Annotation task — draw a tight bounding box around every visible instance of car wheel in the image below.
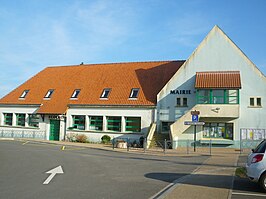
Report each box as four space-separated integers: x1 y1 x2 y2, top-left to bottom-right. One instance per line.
259 173 266 192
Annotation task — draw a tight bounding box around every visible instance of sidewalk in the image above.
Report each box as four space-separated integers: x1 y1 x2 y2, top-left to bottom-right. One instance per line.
157 152 239 199
14 138 239 199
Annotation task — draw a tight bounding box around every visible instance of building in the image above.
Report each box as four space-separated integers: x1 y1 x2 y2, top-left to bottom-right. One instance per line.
0 25 265 147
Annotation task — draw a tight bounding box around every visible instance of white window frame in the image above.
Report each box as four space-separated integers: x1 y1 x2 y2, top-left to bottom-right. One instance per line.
71 89 81 99
19 90 29 99
129 88 140 99
100 88 111 99
249 96 262 108
44 89 54 99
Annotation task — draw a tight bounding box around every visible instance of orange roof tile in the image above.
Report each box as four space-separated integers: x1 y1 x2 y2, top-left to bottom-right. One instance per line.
0 61 184 114
195 71 241 89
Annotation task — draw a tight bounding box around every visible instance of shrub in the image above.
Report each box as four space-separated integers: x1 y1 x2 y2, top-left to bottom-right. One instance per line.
101 135 111 144
76 134 88 143
66 133 77 142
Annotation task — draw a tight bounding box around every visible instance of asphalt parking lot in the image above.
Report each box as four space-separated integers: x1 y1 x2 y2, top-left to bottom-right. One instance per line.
232 154 266 199
0 140 208 199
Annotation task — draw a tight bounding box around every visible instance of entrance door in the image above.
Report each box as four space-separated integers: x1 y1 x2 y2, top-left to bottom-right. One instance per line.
49 120 60 141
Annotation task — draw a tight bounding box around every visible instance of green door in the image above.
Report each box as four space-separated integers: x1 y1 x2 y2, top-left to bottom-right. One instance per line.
49 120 60 141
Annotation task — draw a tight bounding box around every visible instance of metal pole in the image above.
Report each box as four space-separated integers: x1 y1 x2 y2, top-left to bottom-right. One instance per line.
164 139 166 154
210 139 212 156
194 125 196 152
240 129 242 154
127 137 129 152
112 137 115 150
187 139 189 154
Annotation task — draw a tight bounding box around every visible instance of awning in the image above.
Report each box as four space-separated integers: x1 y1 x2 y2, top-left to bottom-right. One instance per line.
195 71 241 89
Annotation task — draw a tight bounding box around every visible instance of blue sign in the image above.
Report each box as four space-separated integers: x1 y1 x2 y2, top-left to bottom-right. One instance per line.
192 115 198 122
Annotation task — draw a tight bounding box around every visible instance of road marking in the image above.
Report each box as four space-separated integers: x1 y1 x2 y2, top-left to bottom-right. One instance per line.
43 166 64 185
232 192 266 197
22 141 29 145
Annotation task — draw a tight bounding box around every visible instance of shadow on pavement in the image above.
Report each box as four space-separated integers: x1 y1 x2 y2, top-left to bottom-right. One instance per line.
145 172 266 194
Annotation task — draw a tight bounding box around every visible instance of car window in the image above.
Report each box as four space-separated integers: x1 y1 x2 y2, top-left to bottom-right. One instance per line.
253 140 266 153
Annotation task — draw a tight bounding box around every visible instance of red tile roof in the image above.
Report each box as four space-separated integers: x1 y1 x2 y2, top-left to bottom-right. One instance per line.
0 61 184 114
195 71 241 89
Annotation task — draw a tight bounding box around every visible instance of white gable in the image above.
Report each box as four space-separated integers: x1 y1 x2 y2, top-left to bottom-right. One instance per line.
157 25 266 132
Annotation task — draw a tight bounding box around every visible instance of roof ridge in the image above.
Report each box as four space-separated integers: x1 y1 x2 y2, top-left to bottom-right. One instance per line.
46 60 186 68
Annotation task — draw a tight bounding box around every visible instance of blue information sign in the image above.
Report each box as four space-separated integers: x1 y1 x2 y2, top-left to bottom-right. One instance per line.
192 115 198 122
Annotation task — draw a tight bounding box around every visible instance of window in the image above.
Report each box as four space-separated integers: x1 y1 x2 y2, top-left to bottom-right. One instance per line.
176 98 181 106
250 98 255 106
176 98 187 107
257 98 262 107
71 89 80 99
44 89 54 98
19 90 29 99
4 113 12 126
203 123 233 140
107 116 121 132
197 89 239 104
226 90 238 104
125 117 141 132
29 114 39 128
89 116 103 131
100 88 111 99
249 97 262 107
212 90 224 104
72 115 85 130
183 98 188 106
129 88 140 99
197 90 210 104
16 113 26 126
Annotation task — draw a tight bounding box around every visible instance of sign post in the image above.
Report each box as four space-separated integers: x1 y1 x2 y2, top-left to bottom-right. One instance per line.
184 110 204 152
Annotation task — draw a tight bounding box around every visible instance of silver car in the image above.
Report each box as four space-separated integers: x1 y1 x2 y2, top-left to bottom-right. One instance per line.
246 140 266 191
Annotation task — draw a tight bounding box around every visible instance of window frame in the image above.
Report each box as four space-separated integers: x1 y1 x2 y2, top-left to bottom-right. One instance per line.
71 89 81 99
125 117 141 132
197 89 239 104
19 90 29 99
44 89 54 99
202 122 233 140
72 115 85 130
249 97 262 107
100 88 111 99
4 113 13 126
107 116 121 132
89 116 103 131
129 88 140 99
16 113 26 126
28 114 40 128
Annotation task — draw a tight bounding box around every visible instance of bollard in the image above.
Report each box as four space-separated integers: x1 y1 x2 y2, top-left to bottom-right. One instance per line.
144 138 147 153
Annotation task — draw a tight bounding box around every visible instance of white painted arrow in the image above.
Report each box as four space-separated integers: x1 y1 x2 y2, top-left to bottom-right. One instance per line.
43 166 64 185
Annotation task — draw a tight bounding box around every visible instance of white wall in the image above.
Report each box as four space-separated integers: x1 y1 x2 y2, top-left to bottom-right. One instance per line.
0 106 50 139
66 106 155 142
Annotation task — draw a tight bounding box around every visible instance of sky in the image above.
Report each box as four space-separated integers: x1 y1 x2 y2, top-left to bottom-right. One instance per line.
0 0 266 98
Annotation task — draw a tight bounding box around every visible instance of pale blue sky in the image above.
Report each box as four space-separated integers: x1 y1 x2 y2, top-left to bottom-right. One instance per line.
0 0 265 97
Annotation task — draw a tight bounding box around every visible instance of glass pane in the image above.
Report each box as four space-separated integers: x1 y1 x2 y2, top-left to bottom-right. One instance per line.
212 90 224 104
250 98 254 106
125 117 141 132
107 116 121 132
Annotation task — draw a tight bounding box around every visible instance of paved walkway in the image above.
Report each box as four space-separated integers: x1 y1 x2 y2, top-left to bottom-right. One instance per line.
11 138 240 199
155 152 239 199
